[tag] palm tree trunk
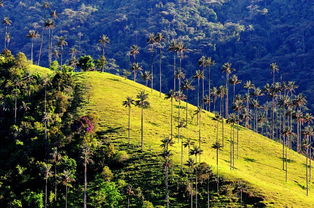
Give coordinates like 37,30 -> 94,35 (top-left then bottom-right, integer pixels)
165,164 -> 169,208
185,101 -> 188,126
208,66 -> 211,111
84,162 -> 87,208
202,66 -> 205,109
141,107 -> 144,151
306,138 -> 309,196
38,30 -> 44,66
128,106 -> 131,145
159,48 -> 162,97
31,39 -> 34,63
54,164 -> 57,201
225,74 -> 229,118
65,186 -> 68,208
48,29 -> 52,66
45,178 -> 48,208
173,54 -> 176,91
171,98 -> 173,140
195,173 -> 198,208
197,79 -> 200,107
14,95 -> 17,124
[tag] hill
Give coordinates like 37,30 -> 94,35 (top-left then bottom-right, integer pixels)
78,71 -> 314,207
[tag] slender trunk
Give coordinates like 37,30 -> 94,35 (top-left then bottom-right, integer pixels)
195,172 -> 198,208
236,124 -> 239,159
31,39 -> 34,63
159,48 -> 162,97
38,30 -> 44,66
185,101 -> 188,126
202,66 -> 205,109
225,74 -> 229,118
141,107 -> 144,151
60,48 -> 63,66
133,71 -> 136,81
84,162 -> 87,208
14,94 -> 17,124
208,66 -> 211,111
54,164 -> 57,201
306,136 -> 309,196
4,26 -> 7,49
173,54 -> 176,91
45,178 -> 48,208
65,186 -> 68,208
207,179 -> 210,208
48,29 -> 52,66
170,98 -> 173,139
128,107 -> 131,145
165,164 -> 169,208
197,79 -> 200,107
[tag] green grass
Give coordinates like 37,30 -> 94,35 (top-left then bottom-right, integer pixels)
74,71 -> 314,207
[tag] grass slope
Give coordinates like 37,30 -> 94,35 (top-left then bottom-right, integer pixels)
78,71 -> 313,208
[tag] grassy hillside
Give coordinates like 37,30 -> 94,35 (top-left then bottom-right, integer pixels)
77,71 -> 314,207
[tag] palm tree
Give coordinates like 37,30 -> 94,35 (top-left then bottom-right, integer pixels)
243,81 -> 255,128
194,107 -> 204,151
182,79 -> 195,126
2,17 -> 12,49
193,70 -> 204,107
160,137 -> 174,208
147,33 -> 156,90
62,170 -> 75,208
39,162 -> 52,208
135,91 -> 150,151
44,19 -> 55,65
81,144 -> 93,208
229,74 -> 241,104
99,34 -> 110,57
50,147 -> 61,201
303,126 -> 314,196
222,63 -> 235,118
165,90 -> 176,140
185,158 -> 196,208
206,57 -> 215,111
282,127 -> 294,182
211,87 -> 218,112
141,71 -> 153,86
123,97 -> 135,145
270,63 -> 279,84
198,56 -> 207,109
211,142 -> 222,192
168,40 -> 179,90
27,30 -> 40,63
130,63 -> 143,81
57,37 -> 68,66
155,33 -> 165,96
129,45 -> 140,62
189,146 -> 203,208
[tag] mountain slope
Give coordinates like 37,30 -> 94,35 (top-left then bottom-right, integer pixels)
77,71 -> 314,207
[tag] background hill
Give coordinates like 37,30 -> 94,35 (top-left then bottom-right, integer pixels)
1,0 -> 314,109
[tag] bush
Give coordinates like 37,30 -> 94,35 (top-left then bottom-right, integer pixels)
114,151 -> 129,164
102,166 -> 114,181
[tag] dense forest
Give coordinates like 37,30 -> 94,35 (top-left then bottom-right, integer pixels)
0,0 -> 313,109
1,0 -> 314,207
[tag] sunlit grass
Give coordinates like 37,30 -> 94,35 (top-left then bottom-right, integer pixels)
76,71 -> 314,207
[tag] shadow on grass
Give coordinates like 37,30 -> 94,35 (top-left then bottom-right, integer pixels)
244,157 -> 257,163
294,180 -> 306,190
97,126 -> 123,135
279,157 -> 296,163
107,78 -> 120,82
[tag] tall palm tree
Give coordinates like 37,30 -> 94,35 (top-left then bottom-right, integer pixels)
229,74 -> 241,104
282,127 -> 294,182
147,33 -> 156,90
135,91 -> 150,151
44,19 -> 55,66
39,162 -> 52,208
99,34 -> 110,57
2,17 -> 12,49
194,107 -> 204,151
160,137 -> 174,208
243,81 -> 255,128
185,158 -> 196,208
165,90 -> 176,140
123,97 -> 134,145
189,146 -> 203,208
212,141 -> 222,192
141,71 -> 153,86
303,126 -> 314,196
198,56 -> 207,109
57,37 -> 68,66
168,40 -> 179,90
27,30 -> 40,63
81,144 -> 93,208
181,79 -> 195,126
193,70 -> 204,107
206,57 -> 215,111
62,170 -> 75,208
222,63 -> 235,118
211,87 -> 218,112
270,63 -> 279,84
155,33 -> 165,96
129,45 -> 140,63
50,147 -> 61,201
130,63 -> 143,81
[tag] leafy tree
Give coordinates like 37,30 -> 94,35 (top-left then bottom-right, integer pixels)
78,55 -> 95,71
